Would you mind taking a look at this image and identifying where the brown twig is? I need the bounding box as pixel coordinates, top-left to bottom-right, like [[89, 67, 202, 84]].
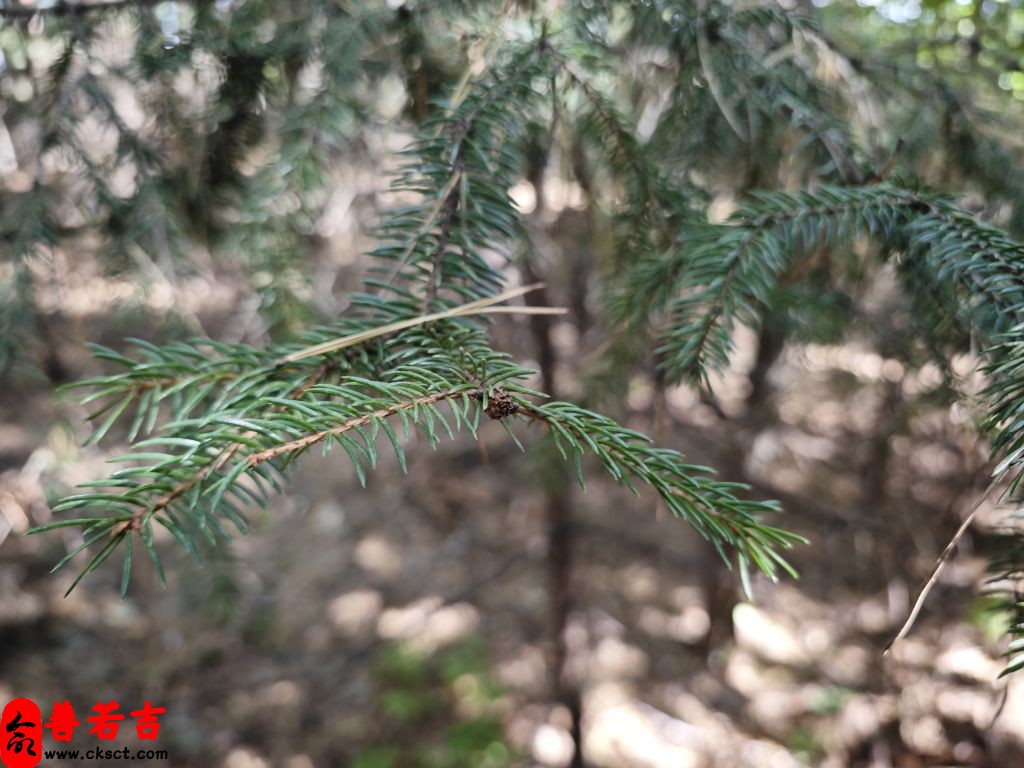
[[422, 150, 463, 312], [885, 478, 998, 652], [868, 138, 905, 185], [248, 390, 457, 466]]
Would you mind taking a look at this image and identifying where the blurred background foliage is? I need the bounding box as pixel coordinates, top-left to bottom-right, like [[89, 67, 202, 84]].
[[352, 640, 515, 768]]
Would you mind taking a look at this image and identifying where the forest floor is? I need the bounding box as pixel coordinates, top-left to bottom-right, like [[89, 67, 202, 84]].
[[2, 143, 1022, 766], [2, 282, 1023, 768]]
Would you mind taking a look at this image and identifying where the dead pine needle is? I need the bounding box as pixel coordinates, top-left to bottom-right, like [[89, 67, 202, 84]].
[[276, 284, 566, 366]]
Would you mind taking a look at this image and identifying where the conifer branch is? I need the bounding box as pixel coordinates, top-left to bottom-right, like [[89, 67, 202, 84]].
[[378, 41, 549, 304], [517, 400, 805, 583], [34, 352, 802, 594], [639, 185, 919, 382]]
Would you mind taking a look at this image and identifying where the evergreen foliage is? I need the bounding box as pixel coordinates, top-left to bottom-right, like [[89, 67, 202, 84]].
[[4, 0, 1024, 673]]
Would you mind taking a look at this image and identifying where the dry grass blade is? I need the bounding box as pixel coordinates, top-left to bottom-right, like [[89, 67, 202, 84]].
[[276, 284, 565, 365], [885, 479, 998, 652]]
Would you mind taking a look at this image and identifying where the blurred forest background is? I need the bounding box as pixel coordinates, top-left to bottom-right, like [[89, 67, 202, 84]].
[[3, 0, 1024, 766]]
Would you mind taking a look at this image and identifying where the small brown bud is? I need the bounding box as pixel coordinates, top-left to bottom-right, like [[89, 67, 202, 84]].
[[472, 387, 520, 420]]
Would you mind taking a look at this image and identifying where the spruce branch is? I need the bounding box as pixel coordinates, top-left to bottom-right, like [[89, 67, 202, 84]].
[[376, 41, 550, 305], [618, 182, 1024, 419], [516, 400, 805, 585], [638, 185, 919, 382], [32, 364, 490, 593], [34, 350, 802, 595]]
